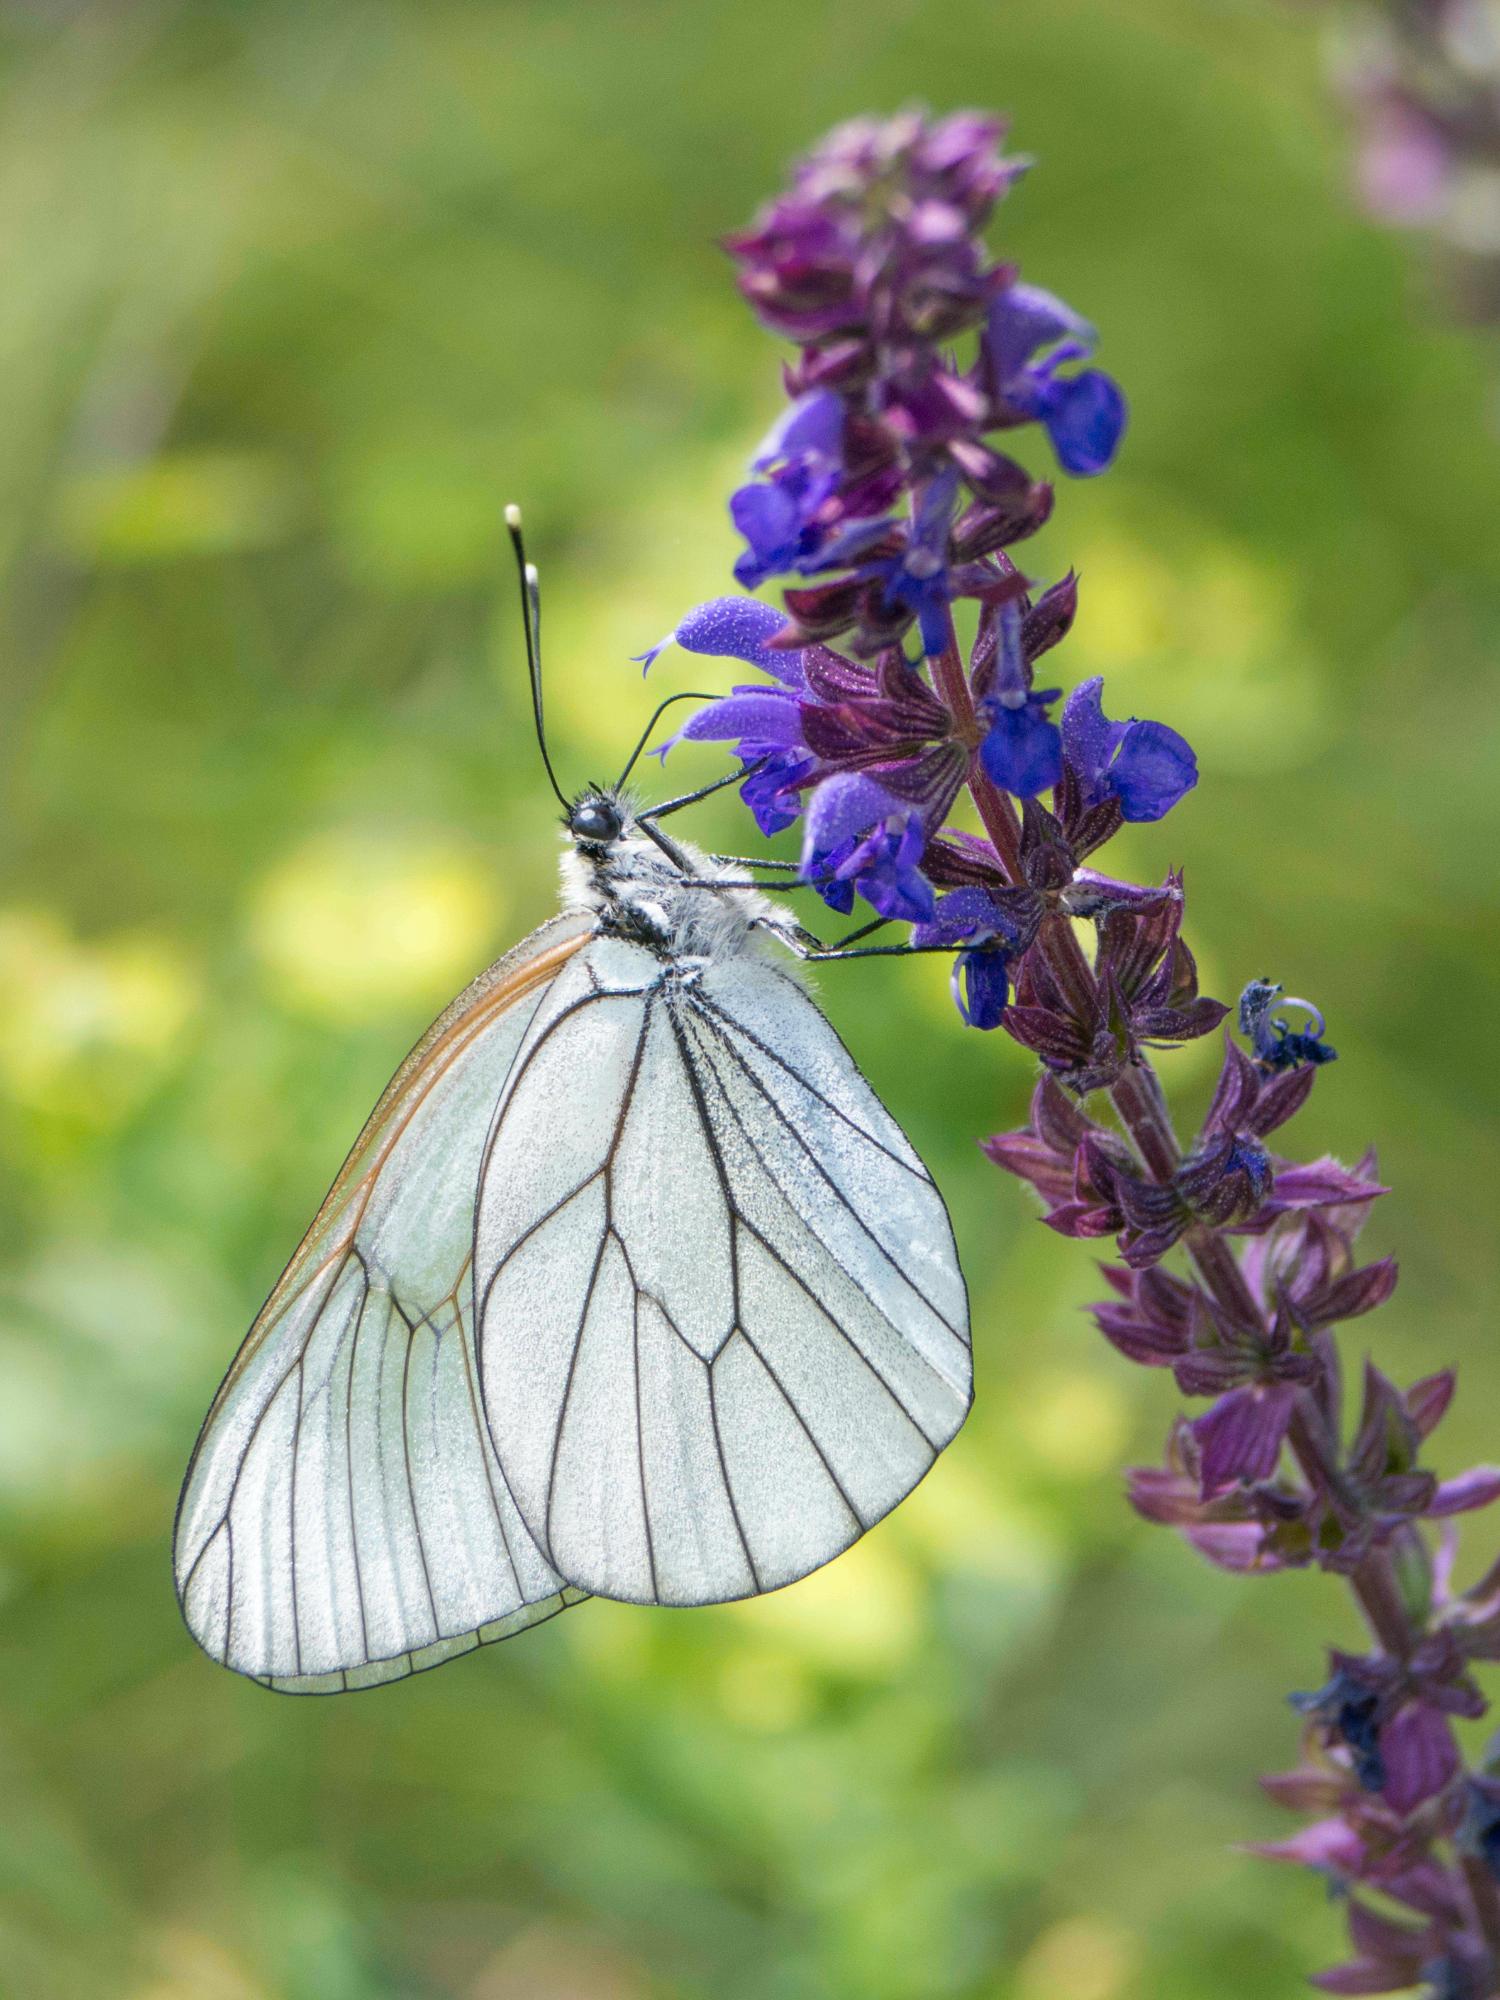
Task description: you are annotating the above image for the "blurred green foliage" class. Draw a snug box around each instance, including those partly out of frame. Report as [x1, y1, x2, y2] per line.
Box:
[2, 1, 1499, 1996]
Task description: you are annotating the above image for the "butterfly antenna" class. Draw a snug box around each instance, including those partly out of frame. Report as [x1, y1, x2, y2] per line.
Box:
[613, 691, 724, 792]
[505, 504, 569, 811]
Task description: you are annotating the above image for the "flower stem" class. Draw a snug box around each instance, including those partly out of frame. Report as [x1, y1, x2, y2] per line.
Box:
[1109, 1058, 1181, 1188]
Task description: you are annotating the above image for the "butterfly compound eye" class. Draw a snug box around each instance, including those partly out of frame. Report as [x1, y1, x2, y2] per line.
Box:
[569, 796, 622, 846]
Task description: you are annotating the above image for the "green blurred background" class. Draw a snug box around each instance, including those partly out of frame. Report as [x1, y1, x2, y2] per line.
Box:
[3, 1, 1499, 1995]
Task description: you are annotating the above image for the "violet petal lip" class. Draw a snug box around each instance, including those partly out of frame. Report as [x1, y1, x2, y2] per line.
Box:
[674, 595, 803, 682]
[797, 770, 906, 869]
[676, 692, 807, 747]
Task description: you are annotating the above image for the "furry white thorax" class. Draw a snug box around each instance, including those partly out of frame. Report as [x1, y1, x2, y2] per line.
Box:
[558, 793, 784, 965]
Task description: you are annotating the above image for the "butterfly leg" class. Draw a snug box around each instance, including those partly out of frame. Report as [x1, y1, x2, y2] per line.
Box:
[642, 757, 769, 822]
[803, 940, 967, 962]
[670, 859, 965, 958]
[757, 914, 961, 963]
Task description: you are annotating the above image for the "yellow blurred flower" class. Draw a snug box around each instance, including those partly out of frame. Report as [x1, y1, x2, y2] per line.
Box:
[0, 907, 199, 1125]
[55, 450, 299, 562]
[715, 1647, 815, 1732]
[729, 1528, 921, 1675]
[247, 829, 501, 1024]
[130, 1926, 269, 2000]
[1013, 1914, 1140, 2000]
[1015, 1367, 1132, 1482]
[896, 1449, 1062, 1585]
[1067, 517, 1329, 771]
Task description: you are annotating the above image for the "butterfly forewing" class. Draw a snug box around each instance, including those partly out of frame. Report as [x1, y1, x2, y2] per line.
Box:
[475, 937, 972, 1608]
[173, 913, 592, 1692]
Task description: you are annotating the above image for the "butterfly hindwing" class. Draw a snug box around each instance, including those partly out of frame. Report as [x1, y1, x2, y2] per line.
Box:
[475, 937, 972, 1607]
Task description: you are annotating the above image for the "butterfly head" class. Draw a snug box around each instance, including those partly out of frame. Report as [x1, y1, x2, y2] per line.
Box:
[566, 789, 626, 853]
[560, 786, 730, 951]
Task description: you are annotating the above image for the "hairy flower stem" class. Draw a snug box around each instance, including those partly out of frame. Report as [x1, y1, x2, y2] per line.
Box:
[1109, 1061, 1182, 1188]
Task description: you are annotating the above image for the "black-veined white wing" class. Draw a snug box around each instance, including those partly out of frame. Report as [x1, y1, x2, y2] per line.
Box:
[476, 934, 971, 1607]
[173, 914, 593, 1692]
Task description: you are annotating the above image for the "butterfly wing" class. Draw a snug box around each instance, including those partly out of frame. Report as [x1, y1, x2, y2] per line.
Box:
[476, 936, 971, 1606]
[173, 913, 593, 1692]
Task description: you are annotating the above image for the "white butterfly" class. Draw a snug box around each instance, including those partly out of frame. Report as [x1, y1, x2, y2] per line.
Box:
[173, 522, 972, 1693]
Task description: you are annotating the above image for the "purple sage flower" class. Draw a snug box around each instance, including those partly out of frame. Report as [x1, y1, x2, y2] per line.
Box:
[1060, 677, 1197, 823]
[978, 601, 1063, 798]
[980, 281, 1129, 476]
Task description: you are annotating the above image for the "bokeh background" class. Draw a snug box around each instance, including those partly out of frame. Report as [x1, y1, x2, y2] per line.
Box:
[3, 2, 1499, 1995]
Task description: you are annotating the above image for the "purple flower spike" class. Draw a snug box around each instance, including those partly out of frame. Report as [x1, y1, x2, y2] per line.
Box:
[730, 395, 857, 588]
[676, 691, 807, 750]
[1061, 677, 1197, 822]
[1026, 355, 1128, 478]
[983, 283, 1091, 379]
[730, 474, 831, 589]
[980, 701, 1063, 797]
[951, 946, 1011, 1030]
[719, 112, 1126, 653]
[1239, 980, 1338, 1073]
[1426, 1467, 1500, 1519]
[599, 111, 1500, 1999]
[638, 596, 827, 832]
[861, 469, 959, 657]
[738, 750, 817, 837]
[1291, 1667, 1389, 1793]
[1250, 1816, 1367, 1876]
[1460, 1781, 1500, 1881]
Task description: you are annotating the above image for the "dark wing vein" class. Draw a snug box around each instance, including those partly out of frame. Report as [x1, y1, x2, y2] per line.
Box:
[475, 988, 625, 1196]
[690, 987, 935, 1183]
[726, 1319, 865, 1526]
[541, 1221, 611, 1570]
[686, 999, 966, 1345]
[288, 1356, 305, 1675]
[631, 1285, 659, 1600]
[680, 1012, 946, 1446]
[659, 1004, 762, 1592]
[392, 1293, 442, 1634]
[343, 1268, 371, 1663]
[479, 1169, 604, 1312]
[540, 998, 654, 1565]
[457, 1301, 522, 1600]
